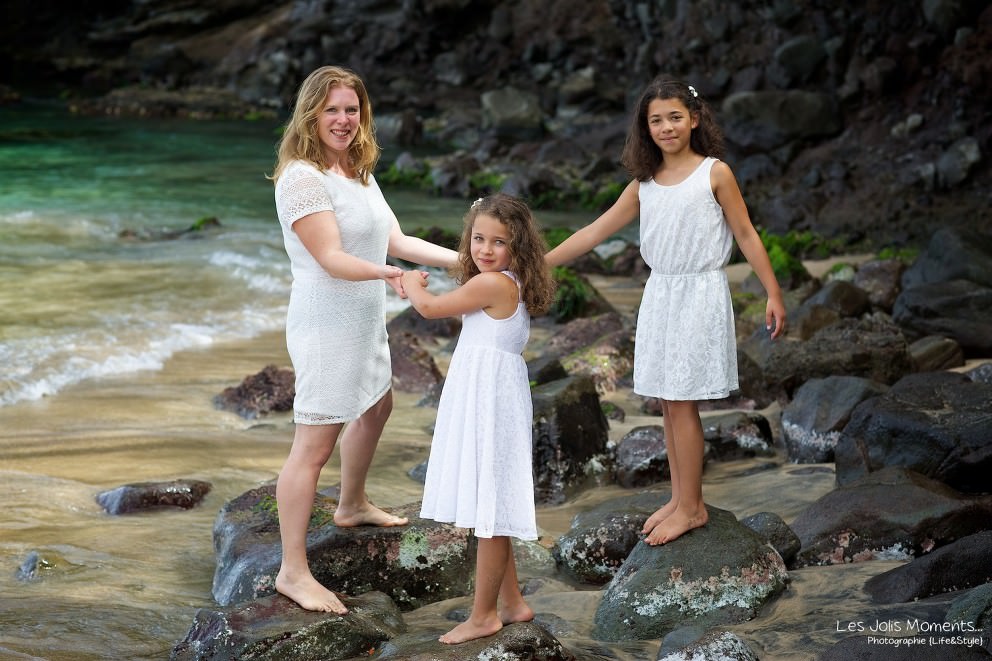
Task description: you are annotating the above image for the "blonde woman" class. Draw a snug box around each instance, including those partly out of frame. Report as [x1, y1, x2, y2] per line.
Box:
[271, 65, 457, 613]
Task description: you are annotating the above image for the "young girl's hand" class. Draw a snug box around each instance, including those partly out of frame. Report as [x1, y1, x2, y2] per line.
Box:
[401, 270, 429, 290]
[766, 296, 787, 340]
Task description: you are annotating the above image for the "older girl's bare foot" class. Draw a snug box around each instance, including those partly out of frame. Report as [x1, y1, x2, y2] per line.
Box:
[644, 506, 708, 546]
[275, 570, 348, 614]
[640, 500, 677, 535]
[439, 615, 503, 644]
[499, 602, 534, 625]
[333, 503, 408, 528]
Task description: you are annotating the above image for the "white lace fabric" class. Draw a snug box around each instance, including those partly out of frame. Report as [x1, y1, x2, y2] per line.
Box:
[634, 157, 739, 400]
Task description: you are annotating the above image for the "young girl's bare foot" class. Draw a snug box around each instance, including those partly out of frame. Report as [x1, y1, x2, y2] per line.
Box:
[640, 499, 678, 535]
[275, 570, 348, 614]
[499, 601, 534, 625]
[644, 506, 708, 546]
[333, 502, 408, 528]
[439, 615, 503, 644]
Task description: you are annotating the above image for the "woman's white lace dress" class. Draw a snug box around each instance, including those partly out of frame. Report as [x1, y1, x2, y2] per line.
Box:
[634, 156, 738, 401]
[420, 271, 537, 540]
[275, 160, 394, 425]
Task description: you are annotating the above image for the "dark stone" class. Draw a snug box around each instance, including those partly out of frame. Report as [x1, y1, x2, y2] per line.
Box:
[909, 335, 965, 371]
[96, 479, 211, 515]
[740, 512, 801, 567]
[701, 411, 774, 460]
[614, 425, 668, 488]
[893, 279, 992, 355]
[213, 365, 294, 419]
[388, 331, 443, 393]
[170, 591, 405, 661]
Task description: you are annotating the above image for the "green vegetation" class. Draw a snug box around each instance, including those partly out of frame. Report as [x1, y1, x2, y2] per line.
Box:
[377, 162, 431, 189]
[877, 245, 919, 262]
[253, 494, 334, 528]
[468, 170, 508, 194]
[543, 227, 574, 250]
[550, 266, 596, 322]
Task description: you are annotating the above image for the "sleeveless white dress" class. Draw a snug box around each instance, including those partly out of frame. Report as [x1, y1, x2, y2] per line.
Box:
[274, 160, 394, 425]
[420, 271, 538, 540]
[634, 157, 738, 401]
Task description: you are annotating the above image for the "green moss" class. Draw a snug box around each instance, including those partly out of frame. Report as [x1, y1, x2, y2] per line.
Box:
[252, 494, 334, 528]
[877, 246, 919, 262]
[468, 170, 507, 195]
[550, 266, 596, 322]
[376, 162, 431, 189]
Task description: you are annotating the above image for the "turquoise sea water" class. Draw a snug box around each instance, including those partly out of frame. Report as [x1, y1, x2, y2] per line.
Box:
[0, 101, 548, 406]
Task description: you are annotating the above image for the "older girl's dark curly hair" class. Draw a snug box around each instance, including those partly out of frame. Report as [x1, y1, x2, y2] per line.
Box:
[621, 78, 725, 181]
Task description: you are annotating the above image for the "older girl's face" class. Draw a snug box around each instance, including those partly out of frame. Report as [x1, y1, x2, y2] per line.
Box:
[646, 97, 698, 155]
[318, 85, 360, 163]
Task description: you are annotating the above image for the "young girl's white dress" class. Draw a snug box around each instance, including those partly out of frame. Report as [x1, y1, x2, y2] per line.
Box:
[274, 160, 395, 425]
[634, 156, 738, 401]
[420, 271, 538, 540]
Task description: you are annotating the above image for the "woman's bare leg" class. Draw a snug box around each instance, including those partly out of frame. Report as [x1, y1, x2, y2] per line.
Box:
[333, 390, 408, 527]
[275, 422, 348, 613]
[641, 399, 680, 535]
[440, 536, 509, 644]
[645, 400, 709, 545]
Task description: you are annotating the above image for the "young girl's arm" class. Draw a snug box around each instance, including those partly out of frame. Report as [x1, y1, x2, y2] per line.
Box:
[712, 161, 787, 339]
[402, 270, 518, 320]
[545, 179, 640, 266]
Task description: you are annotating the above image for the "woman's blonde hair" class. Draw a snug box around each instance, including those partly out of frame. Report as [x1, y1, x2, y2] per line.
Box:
[453, 194, 556, 316]
[271, 65, 380, 184]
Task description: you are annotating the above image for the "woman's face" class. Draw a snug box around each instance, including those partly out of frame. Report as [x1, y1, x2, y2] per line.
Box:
[318, 85, 360, 162]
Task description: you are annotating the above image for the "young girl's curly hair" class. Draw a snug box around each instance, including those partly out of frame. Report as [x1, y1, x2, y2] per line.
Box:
[621, 78, 725, 181]
[454, 194, 556, 316]
[271, 65, 380, 185]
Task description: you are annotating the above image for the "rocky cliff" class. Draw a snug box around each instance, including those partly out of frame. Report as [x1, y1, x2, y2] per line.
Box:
[2, 0, 989, 251]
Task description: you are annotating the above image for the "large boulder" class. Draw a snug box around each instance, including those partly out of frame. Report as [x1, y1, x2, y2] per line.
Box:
[834, 371, 992, 493]
[373, 621, 576, 660]
[210, 486, 474, 609]
[213, 365, 294, 419]
[592, 506, 788, 641]
[789, 467, 992, 568]
[171, 591, 404, 661]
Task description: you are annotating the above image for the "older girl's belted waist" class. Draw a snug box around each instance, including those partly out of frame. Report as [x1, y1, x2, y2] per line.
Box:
[648, 268, 727, 279]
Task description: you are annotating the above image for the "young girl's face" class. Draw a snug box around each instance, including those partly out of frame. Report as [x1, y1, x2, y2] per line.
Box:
[469, 213, 512, 273]
[646, 97, 698, 155]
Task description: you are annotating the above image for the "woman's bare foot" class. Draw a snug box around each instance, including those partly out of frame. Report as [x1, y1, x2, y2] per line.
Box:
[439, 615, 503, 644]
[333, 502, 408, 528]
[275, 569, 348, 614]
[644, 506, 708, 546]
[640, 500, 678, 535]
[499, 601, 534, 625]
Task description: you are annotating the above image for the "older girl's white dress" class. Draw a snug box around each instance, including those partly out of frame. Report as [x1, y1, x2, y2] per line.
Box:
[420, 271, 538, 540]
[275, 160, 394, 425]
[634, 156, 738, 401]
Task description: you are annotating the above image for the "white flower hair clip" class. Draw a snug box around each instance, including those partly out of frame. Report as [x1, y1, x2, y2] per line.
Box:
[688, 85, 699, 98]
[471, 197, 484, 209]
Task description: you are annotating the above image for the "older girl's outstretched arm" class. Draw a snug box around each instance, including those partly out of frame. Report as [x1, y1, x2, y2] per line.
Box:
[402, 271, 518, 320]
[545, 180, 641, 267]
[712, 161, 786, 339]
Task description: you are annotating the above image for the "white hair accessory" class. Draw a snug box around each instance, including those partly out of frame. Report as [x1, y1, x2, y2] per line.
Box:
[688, 85, 699, 98]
[471, 197, 484, 209]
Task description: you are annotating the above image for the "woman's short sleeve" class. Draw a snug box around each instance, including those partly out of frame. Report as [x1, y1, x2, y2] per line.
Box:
[275, 161, 333, 226]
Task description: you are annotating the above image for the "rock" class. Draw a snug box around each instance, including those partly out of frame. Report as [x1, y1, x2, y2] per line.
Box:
[531, 375, 610, 505]
[213, 365, 294, 419]
[909, 335, 965, 371]
[210, 486, 474, 609]
[480, 87, 544, 140]
[701, 411, 775, 460]
[171, 590, 404, 661]
[96, 479, 211, 515]
[740, 512, 801, 567]
[386, 305, 461, 339]
[852, 258, 905, 312]
[800, 279, 871, 318]
[946, 583, 992, 655]
[834, 371, 992, 493]
[560, 328, 635, 395]
[527, 355, 569, 386]
[373, 621, 576, 660]
[658, 630, 760, 661]
[789, 467, 992, 568]
[553, 492, 663, 585]
[388, 331, 443, 393]
[864, 531, 992, 604]
[893, 279, 992, 355]
[614, 426, 669, 488]
[721, 90, 843, 150]
[781, 376, 888, 463]
[592, 506, 788, 641]
[545, 311, 628, 358]
[900, 228, 992, 290]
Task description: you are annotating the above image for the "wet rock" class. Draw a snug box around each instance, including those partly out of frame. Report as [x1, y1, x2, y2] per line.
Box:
[531, 375, 610, 505]
[373, 621, 576, 660]
[781, 375, 888, 463]
[96, 479, 211, 515]
[561, 328, 635, 395]
[386, 305, 461, 340]
[740, 512, 801, 567]
[388, 331, 443, 393]
[790, 467, 992, 568]
[545, 311, 628, 358]
[553, 492, 663, 585]
[909, 335, 965, 371]
[865, 531, 992, 604]
[614, 425, 669, 489]
[592, 506, 788, 641]
[658, 630, 760, 661]
[211, 486, 474, 609]
[835, 371, 992, 493]
[527, 355, 569, 386]
[701, 411, 774, 460]
[171, 590, 404, 661]
[14, 551, 43, 581]
[946, 583, 992, 655]
[213, 364, 294, 419]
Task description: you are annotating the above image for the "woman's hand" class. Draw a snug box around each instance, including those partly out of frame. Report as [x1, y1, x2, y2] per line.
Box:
[383, 265, 406, 298]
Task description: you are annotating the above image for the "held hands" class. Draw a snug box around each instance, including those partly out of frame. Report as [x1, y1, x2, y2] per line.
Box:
[766, 296, 787, 340]
[401, 270, 430, 294]
[382, 264, 406, 298]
